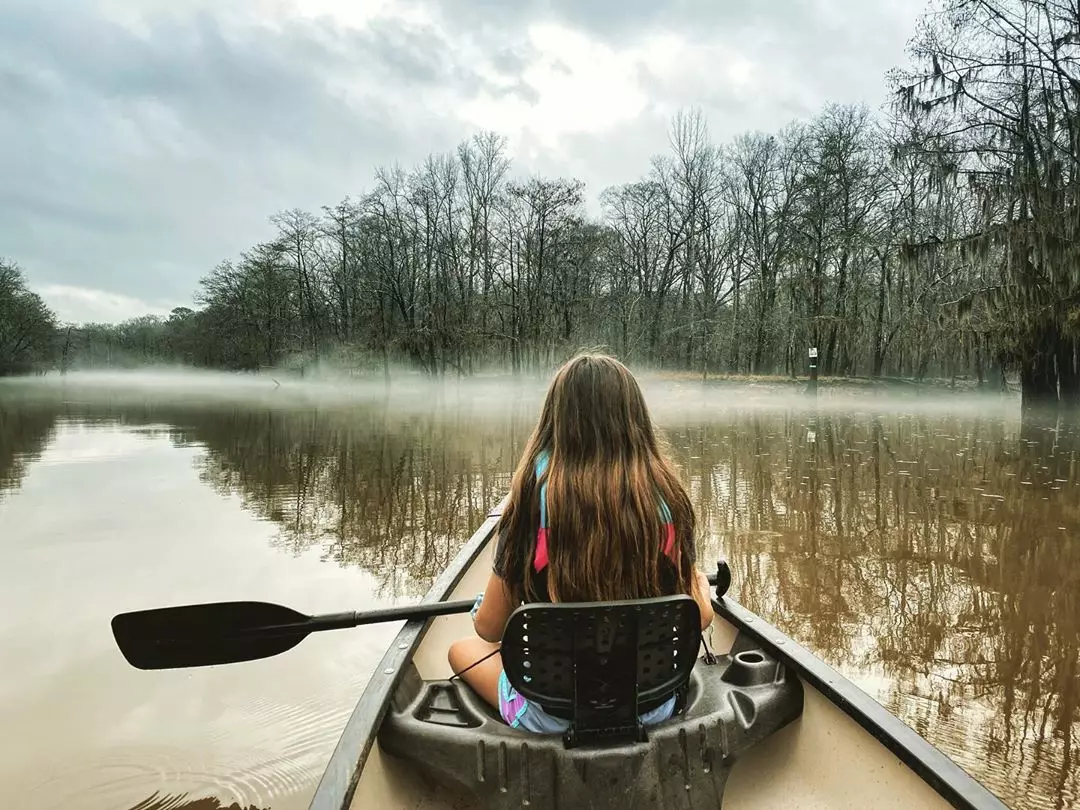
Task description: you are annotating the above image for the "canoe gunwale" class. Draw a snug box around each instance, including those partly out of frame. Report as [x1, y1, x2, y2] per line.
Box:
[715, 597, 1009, 810]
[307, 505, 505, 810]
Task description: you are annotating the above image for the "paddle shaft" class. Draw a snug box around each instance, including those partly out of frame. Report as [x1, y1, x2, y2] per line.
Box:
[325, 598, 478, 630]
[306, 569, 724, 633]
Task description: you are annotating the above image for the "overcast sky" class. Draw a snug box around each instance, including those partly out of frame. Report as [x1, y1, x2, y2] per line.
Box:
[1, 0, 929, 324]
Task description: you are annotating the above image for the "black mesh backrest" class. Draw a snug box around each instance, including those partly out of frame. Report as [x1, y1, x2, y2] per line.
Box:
[500, 595, 700, 734]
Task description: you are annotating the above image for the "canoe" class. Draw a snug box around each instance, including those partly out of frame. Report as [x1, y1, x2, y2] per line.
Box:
[308, 506, 1009, 810]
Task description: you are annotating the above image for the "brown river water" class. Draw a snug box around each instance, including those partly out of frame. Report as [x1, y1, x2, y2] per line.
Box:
[0, 372, 1077, 810]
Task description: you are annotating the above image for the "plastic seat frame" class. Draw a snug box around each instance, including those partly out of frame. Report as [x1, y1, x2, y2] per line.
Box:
[499, 594, 702, 748]
[378, 583, 805, 809]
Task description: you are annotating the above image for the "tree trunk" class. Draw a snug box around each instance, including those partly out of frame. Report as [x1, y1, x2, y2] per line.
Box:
[1057, 335, 1079, 406]
[974, 336, 984, 388]
[730, 274, 741, 373]
[751, 265, 775, 372]
[824, 252, 849, 376]
[871, 252, 888, 378]
[1020, 324, 1059, 408]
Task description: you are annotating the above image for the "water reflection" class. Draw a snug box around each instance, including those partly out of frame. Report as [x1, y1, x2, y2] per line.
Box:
[0, 388, 1076, 810]
[172, 402, 1079, 809]
[170, 404, 526, 597]
[669, 411, 1079, 810]
[0, 405, 58, 497]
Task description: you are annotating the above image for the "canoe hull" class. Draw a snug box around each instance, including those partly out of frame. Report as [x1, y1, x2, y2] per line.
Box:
[310, 508, 1007, 810]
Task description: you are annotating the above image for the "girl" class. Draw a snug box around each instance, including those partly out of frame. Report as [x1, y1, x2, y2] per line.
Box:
[448, 353, 714, 734]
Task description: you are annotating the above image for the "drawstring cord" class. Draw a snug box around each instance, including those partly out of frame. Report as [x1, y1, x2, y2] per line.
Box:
[701, 626, 718, 665]
[449, 591, 503, 682]
[449, 645, 502, 683]
[449, 591, 502, 682]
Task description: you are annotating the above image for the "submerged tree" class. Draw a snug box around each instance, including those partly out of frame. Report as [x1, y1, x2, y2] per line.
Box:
[893, 0, 1080, 407]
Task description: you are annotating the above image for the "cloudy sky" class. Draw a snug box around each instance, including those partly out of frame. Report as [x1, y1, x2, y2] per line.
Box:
[2, 0, 929, 324]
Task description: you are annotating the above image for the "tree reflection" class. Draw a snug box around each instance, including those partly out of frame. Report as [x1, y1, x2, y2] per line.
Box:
[0, 402, 58, 498]
[670, 409, 1079, 808]
[165, 400, 536, 599]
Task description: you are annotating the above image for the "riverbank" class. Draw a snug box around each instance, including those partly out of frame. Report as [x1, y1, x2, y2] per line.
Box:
[644, 369, 1015, 394]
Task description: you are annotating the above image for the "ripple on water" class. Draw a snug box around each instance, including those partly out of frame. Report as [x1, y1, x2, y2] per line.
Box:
[16, 689, 358, 810]
[869, 681, 1079, 810]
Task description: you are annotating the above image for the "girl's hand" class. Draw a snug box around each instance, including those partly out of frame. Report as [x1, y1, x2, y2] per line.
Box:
[692, 568, 715, 630]
[695, 570, 711, 598]
[470, 593, 484, 621]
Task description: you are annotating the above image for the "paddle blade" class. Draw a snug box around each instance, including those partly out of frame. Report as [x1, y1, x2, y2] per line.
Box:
[111, 601, 312, 670]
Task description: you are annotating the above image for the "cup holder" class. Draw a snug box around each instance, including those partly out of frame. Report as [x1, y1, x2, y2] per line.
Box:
[722, 648, 777, 687]
[736, 651, 765, 665]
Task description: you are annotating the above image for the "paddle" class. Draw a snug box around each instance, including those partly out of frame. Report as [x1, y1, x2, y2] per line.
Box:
[112, 560, 732, 671]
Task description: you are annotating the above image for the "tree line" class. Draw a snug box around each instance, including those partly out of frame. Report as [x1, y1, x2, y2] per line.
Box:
[0, 261, 55, 376]
[3, 0, 1079, 407]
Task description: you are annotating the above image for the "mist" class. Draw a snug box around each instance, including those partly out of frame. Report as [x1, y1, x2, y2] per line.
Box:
[0, 365, 1024, 426]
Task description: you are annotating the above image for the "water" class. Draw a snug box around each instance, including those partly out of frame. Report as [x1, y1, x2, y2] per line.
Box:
[0, 373, 1077, 810]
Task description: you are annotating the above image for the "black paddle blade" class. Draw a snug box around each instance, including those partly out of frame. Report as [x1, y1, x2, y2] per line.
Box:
[111, 600, 312, 670]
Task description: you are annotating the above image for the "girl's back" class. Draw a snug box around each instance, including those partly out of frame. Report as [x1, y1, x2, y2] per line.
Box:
[449, 353, 713, 733]
[493, 353, 697, 606]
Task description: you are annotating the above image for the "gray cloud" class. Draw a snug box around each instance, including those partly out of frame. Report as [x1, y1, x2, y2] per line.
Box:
[0, 1, 484, 317]
[425, 0, 923, 130]
[0, 0, 927, 323]
[428, 0, 832, 47]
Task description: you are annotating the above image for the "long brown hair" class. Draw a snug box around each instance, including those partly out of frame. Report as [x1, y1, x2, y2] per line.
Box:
[494, 353, 695, 603]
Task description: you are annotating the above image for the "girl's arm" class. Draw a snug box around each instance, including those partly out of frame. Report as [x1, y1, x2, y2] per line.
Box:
[472, 571, 516, 642]
[691, 569, 715, 630]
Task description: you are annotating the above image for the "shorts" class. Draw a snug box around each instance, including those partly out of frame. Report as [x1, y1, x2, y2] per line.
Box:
[497, 671, 677, 734]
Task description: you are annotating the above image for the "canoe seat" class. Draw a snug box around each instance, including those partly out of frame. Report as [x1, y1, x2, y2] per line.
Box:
[379, 596, 804, 809]
[499, 595, 702, 747]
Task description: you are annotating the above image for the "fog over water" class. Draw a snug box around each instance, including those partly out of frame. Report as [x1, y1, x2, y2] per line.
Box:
[0, 366, 1024, 416]
[0, 370, 1075, 810]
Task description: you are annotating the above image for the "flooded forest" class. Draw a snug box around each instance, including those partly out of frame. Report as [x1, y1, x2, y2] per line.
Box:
[1, 0, 1078, 410]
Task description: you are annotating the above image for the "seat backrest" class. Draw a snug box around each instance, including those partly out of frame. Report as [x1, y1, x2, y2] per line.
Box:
[500, 595, 700, 744]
